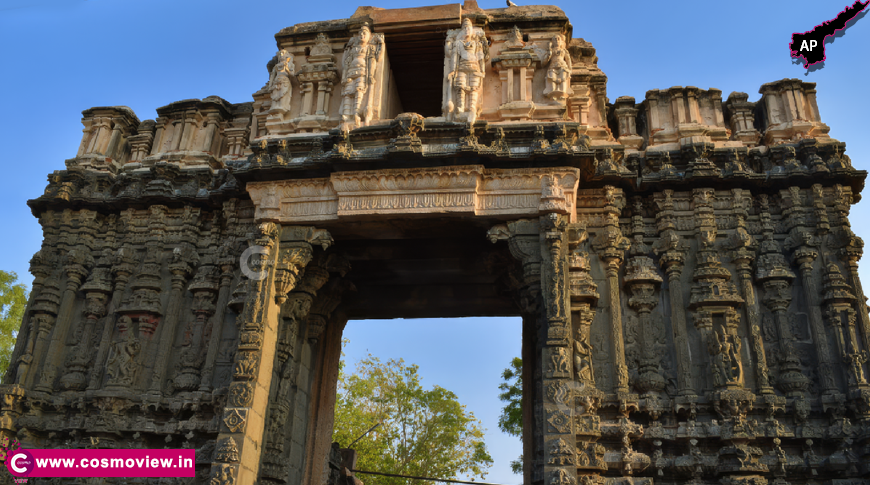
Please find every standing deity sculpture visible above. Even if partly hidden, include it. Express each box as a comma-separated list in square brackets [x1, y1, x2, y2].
[574, 330, 594, 383]
[106, 316, 141, 387]
[444, 18, 489, 124]
[709, 329, 743, 386]
[268, 49, 295, 112]
[339, 23, 384, 130]
[543, 33, 572, 104]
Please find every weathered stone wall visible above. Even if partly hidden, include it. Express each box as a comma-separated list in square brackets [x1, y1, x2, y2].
[2, 2, 870, 485]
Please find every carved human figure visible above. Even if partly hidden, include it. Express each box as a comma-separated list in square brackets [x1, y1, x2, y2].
[574, 331, 594, 383]
[445, 18, 488, 124]
[727, 333, 743, 382]
[340, 23, 384, 129]
[106, 323, 141, 387]
[843, 351, 868, 385]
[710, 331, 729, 386]
[543, 34, 572, 104]
[268, 50, 295, 112]
[710, 329, 742, 386]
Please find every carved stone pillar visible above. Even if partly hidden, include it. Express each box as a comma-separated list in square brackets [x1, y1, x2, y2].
[294, 34, 340, 132]
[208, 223, 326, 485]
[7, 247, 56, 385]
[538, 213, 577, 485]
[782, 186, 839, 395]
[592, 188, 630, 393]
[821, 263, 868, 390]
[60, 260, 112, 391]
[728, 189, 773, 395]
[174, 262, 219, 392]
[489, 218, 551, 483]
[624, 198, 665, 395]
[199, 243, 238, 391]
[653, 190, 693, 395]
[260, 258, 328, 483]
[85, 245, 137, 389]
[794, 245, 839, 394]
[148, 243, 198, 395]
[689, 189, 745, 392]
[34, 246, 94, 392]
[840, 234, 870, 359]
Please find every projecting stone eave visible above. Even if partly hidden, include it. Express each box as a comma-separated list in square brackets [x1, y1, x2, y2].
[274, 2, 571, 44]
[155, 96, 234, 119]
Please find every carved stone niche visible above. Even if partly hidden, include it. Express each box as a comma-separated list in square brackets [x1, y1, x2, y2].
[642, 87, 733, 151]
[613, 96, 643, 151]
[294, 33, 341, 132]
[142, 96, 235, 169]
[69, 106, 140, 173]
[222, 103, 254, 162]
[757, 78, 831, 145]
[723, 92, 760, 146]
[490, 25, 542, 120]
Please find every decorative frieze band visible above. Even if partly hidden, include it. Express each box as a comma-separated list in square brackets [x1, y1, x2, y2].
[247, 165, 580, 222]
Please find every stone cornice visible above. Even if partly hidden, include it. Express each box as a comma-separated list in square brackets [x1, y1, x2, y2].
[247, 165, 581, 222]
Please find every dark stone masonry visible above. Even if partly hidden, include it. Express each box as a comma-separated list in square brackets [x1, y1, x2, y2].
[2, 2, 869, 484]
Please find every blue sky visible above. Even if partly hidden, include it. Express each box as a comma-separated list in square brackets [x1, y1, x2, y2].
[1, 1, 869, 483]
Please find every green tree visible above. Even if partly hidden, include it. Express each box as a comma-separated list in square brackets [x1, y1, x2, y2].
[497, 357, 523, 475]
[333, 354, 493, 484]
[0, 271, 28, 377]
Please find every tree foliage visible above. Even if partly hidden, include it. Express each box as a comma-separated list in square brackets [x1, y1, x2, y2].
[497, 357, 523, 475]
[333, 354, 493, 484]
[0, 271, 27, 378]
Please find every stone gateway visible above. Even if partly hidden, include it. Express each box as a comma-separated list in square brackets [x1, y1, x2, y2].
[2, 2, 870, 485]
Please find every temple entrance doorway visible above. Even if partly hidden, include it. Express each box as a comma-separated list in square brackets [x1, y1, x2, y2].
[338, 317, 524, 484]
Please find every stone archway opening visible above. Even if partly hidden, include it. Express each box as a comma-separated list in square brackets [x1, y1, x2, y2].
[336, 316, 524, 483]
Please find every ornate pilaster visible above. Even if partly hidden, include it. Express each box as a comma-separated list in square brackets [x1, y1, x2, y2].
[728, 189, 772, 394]
[755, 194, 805, 396]
[539, 213, 577, 485]
[652, 190, 693, 396]
[488, 218, 544, 484]
[821, 263, 868, 390]
[592, 186, 630, 393]
[8, 245, 57, 385]
[148, 241, 199, 395]
[624, 198, 665, 395]
[200, 238, 243, 391]
[34, 245, 95, 392]
[261, 251, 346, 484]
[782, 186, 839, 395]
[832, 184, 870, 366]
[173, 259, 220, 392]
[689, 189, 745, 392]
[207, 223, 327, 485]
[762, 279, 808, 396]
[60, 253, 113, 391]
[81, 245, 135, 390]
